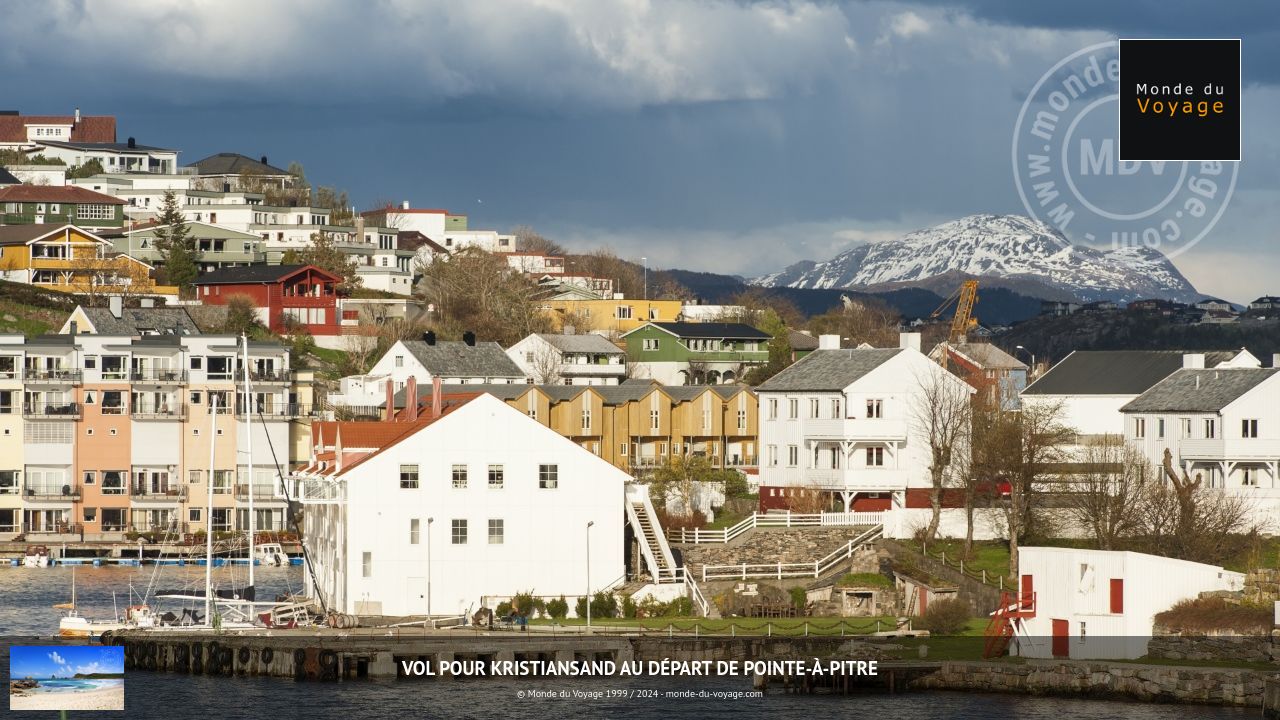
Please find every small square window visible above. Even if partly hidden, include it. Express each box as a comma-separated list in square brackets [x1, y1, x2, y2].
[487, 464, 504, 489]
[451, 464, 467, 489]
[451, 519, 468, 544]
[399, 464, 419, 489]
[539, 464, 558, 489]
[488, 518, 504, 545]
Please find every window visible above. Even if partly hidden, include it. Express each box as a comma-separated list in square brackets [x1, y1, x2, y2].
[102, 471, 126, 495]
[768, 445, 777, 467]
[831, 398, 842, 418]
[190, 356, 203, 370]
[1242, 467, 1257, 486]
[189, 508, 201, 522]
[77, 203, 113, 220]
[788, 399, 798, 419]
[82, 471, 96, 485]
[84, 356, 97, 369]
[620, 443, 628, 456]
[1133, 417, 1146, 439]
[451, 464, 467, 489]
[809, 398, 819, 418]
[539, 464, 558, 489]
[362, 552, 372, 578]
[487, 464, 504, 489]
[212, 470, 233, 494]
[451, 519, 468, 544]
[767, 398, 777, 419]
[866, 447, 885, 467]
[1156, 418, 1165, 440]
[409, 518, 420, 545]
[659, 443, 667, 455]
[83, 507, 97, 523]
[649, 409, 659, 430]
[1204, 419, 1216, 439]
[488, 518, 504, 545]
[702, 409, 711, 430]
[189, 391, 202, 405]
[616, 306, 632, 319]
[787, 445, 798, 467]
[101, 390, 125, 414]
[736, 408, 747, 430]
[1180, 417, 1191, 437]
[866, 399, 883, 418]
[395, 355, 404, 368]
[399, 464, 419, 489]
[642, 338, 658, 351]
[1243, 419, 1259, 438]
[0, 471, 18, 494]
[581, 408, 591, 430]
[188, 470, 202, 484]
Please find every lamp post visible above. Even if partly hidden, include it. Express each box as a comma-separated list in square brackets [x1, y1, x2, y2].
[426, 517, 434, 620]
[585, 520, 594, 632]
[1014, 345, 1036, 378]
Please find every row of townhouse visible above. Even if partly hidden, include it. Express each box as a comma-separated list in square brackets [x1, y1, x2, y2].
[392, 379, 760, 474]
[0, 330, 314, 541]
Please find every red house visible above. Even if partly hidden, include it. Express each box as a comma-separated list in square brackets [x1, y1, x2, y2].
[193, 264, 341, 336]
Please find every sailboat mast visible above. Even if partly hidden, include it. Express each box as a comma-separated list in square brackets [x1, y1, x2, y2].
[242, 334, 255, 590]
[205, 392, 217, 625]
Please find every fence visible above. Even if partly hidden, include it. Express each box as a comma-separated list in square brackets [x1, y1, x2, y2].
[699, 525, 883, 581]
[917, 540, 1013, 590]
[667, 511, 884, 544]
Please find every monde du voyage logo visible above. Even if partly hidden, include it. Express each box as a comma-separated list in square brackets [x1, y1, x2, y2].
[1013, 40, 1240, 259]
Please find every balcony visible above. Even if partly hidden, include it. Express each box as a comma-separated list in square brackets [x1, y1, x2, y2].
[131, 486, 187, 502]
[24, 369, 81, 385]
[801, 467, 910, 490]
[235, 402, 314, 418]
[804, 417, 907, 442]
[235, 484, 282, 501]
[23, 483, 81, 501]
[131, 403, 187, 420]
[250, 369, 294, 384]
[27, 522, 84, 535]
[129, 520, 188, 534]
[1179, 438, 1280, 460]
[725, 455, 758, 468]
[23, 402, 82, 420]
[129, 369, 188, 384]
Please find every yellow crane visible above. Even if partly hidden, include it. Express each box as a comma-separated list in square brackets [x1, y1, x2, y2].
[930, 279, 979, 344]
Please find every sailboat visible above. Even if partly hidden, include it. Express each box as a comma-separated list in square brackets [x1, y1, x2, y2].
[58, 568, 156, 638]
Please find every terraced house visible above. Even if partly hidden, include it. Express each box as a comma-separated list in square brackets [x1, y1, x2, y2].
[0, 332, 313, 541]
[621, 322, 770, 385]
[0, 185, 126, 231]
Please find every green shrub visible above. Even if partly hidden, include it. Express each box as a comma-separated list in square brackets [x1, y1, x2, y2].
[496, 601, 513, 618]
[1155, 597, 1272, 633]
[546, 596, 569, 620]
[590, 591, 618, 619]
[622, 595, 637, 618]
[575, 596, 588, 619]
[665, 596, 694, 617]
[918, 598, 970, 635]
[790, 587, 808, 612]
[511, 591, 543, 618]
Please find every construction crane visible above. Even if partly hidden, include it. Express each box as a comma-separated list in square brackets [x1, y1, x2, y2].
[930, 279, 980, 344]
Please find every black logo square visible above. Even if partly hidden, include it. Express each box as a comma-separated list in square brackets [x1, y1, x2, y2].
[1119, 39, 1240, 161]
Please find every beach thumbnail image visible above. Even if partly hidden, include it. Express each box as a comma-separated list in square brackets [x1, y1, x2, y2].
[10, 645, 125, 712]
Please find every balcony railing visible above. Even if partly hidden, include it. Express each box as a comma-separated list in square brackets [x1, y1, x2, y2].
[249, 369, 294, 383]
[24, 369, 81, 384]
[235, 484, 282, 500]
[129, 369, 188, 383]
[28, 522, 84, 535]
[129, 520, 187, 534]
[131, 403, 187, 420]
[23, 483, 81, 500]
[99, 519, 129, 533]
[23, 402, 82, 419]
[235, 402, 314, 418]
[131, 485, 186, 501]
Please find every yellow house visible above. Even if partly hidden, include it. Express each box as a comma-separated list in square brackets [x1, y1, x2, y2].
[540, 298, 683, 336]
[0, 224, 177, 298]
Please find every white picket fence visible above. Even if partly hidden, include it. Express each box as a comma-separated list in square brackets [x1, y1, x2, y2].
[698, 525, 883, 581]
[666, 511, 884, 544]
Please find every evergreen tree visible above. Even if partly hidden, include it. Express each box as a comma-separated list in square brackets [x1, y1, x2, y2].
[152, 190, 198, 296]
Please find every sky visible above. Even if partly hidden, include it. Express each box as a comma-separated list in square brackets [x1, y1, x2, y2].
[2, 1, 1276, 302]
[10, 645, 123, 678]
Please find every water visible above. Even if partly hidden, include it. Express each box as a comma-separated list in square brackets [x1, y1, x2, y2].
[0, 567, 1253, 719]
[23, 677, 123, 693]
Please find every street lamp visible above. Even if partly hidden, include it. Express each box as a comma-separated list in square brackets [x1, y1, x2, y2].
[585, 520, 595, 632]
[1014, 345, 1036, 378]
[426, 517, 434, 620]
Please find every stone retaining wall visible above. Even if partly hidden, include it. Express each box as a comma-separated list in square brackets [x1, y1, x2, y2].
[913, 660, 1273, 706]
[1148, 627, 1280, 664]
[679, 528, 877, 578]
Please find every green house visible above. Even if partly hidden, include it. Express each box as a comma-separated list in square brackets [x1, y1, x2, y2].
[116, 221, 266, 272]
[621, 321, 770, 385]
[0, 185, 126, 230]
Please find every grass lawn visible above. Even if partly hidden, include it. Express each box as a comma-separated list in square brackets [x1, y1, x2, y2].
[528, 616, 991, 639]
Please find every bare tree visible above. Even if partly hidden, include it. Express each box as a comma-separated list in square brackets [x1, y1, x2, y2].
[806, 298, 901, 347]
[1140, 449, 1260, 563]
[526, 341, 563, 385]
[912, 369, 972, 541]
[513, 225, 566, 256]
[1003, 400, 1075, 576]
[1065, 435, 1152, 550]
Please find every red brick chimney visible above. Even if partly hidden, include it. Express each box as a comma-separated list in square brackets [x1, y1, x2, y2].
[405, 376, 419, 422]
[432, 376, 442, 419]
[384, 380, 394, 422]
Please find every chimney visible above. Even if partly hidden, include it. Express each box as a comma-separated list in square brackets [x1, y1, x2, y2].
[260, 155, 268, 165]
[422, 330, 436, 346]
[69, 321, 77, 335]
[1183, 353, 1206, 369]
[463, 331, 476, 347]
[109, 295, 123, 319]
[140, 298, 154, 308]
[74, 107, 80, 123]
[818, 334, 840, 350]
[127, 137, 136, 149]
[431, 376, 442, 419]
[354, 215, 365, 241]
[405, 376, 418, 422]
[899, 332, 922, 352]
[1273, 353, 1280, 369]
[384, 380, 395, 422]
[563, 325, 576, 336]
[401, 200, 410, 210]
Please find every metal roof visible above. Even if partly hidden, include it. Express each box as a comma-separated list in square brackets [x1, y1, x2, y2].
[1121, 368, 1278, 413]
[755, 348, 902, 392]
[1022, 350, 1232, 396]
[401, 341, 526, 379]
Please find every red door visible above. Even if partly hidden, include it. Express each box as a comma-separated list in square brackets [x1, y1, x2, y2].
[1020, 574, 1034, 609]
[917, 587, 928, 615]
[1109, 579, 1124, 614]
[1051, 619, 1069, 658]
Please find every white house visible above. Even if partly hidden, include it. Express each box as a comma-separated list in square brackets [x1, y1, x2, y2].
[1121, 359, 1280, 520]
[34, 139, 179, 174]
[296, 393, 627, 617]
[1011, 546, 1243, 659]
[505, 333, 626, 385]
[327, 336, 528, 410]
[755, 333, 973, 515]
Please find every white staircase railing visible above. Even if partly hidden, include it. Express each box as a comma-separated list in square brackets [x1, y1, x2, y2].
[668, 511, 884, 544]
[625, 484, 680, 584]
[698, 525, 883, 581]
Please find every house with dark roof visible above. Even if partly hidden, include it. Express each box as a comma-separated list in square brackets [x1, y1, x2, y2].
[187, 153, 294, 189]
[32, 138, 179, 174]
[755, 332, 973, 515]
[0, 109, 116, 151]
[786, 329, 820, 361]
[0, 185, 126, 230]
[620, 321, 771, 385]
[60, 300, 200, 336]
[1121, 366, 1280, 503]
[193, 264, 341, 336]
[0, 167, 19, 186]
[506, 332, 626, 385]
[1020, 350, 1258, 436]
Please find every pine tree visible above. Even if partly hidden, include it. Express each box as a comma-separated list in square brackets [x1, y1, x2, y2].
[152, 190, 198, 296]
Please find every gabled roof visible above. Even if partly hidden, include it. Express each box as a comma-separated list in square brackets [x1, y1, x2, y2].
[400, 340, 526, 379]
[787, 330, 819, 351]
[0, 168, 19, 185]
[1022, 350, 1230, 396]
[396, 230, 446, 254]
[310, 397, 477, 477]
[189, 153, 290, 177]
[74, 305, 200, 336]
[1121, 368, 1278, 413]
[0, 224, 110, 246]
[756, 348, 903, 392]
[534, 333, 623, 354]
[0, 114, 116, 144]
[939, 342, 1026, 370]
[627, 322, 771, 340]
[192, 264, 338, 285]
[0, 184, 125, 205]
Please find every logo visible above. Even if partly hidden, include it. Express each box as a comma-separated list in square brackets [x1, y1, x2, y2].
[1012, 41, 1237, 258]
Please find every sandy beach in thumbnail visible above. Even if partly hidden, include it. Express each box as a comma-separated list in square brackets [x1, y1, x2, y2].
[10, 683, 125, 711]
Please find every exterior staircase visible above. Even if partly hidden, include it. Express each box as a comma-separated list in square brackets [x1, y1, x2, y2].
[624, 484, 679, 583]
[983, 590, 1036, 658]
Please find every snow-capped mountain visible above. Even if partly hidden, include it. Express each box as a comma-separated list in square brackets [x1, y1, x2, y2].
[750, 214, 1201, 304]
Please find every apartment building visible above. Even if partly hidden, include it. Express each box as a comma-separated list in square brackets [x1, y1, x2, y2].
[754, 333, 973, 513]
[540, 298, 682, 336]
[0, 333, 305, 541]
